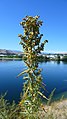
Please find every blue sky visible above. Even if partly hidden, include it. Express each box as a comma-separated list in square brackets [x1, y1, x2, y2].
[0, 0, 67, 52]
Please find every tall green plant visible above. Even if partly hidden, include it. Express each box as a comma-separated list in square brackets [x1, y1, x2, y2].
[18, 15, 48, 118]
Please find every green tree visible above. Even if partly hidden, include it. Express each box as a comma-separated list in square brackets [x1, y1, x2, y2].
[57, 55, 60, 61]
[18, 15, 48, 118]
[63, 55, 67, 61]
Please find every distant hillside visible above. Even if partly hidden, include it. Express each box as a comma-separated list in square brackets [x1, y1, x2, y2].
[0, 49, 67, 56]
[0, 49, 22, 55]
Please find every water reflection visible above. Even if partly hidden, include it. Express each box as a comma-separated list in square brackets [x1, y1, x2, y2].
[62, 61, 67, 64]
[56, 61, 60, 64]
[0, 59, 22, 61]
[0, 60, 67, 102]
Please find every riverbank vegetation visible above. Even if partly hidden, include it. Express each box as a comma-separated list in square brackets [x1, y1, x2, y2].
[0, 55, 22, 59]
[0, 93, 67, 119]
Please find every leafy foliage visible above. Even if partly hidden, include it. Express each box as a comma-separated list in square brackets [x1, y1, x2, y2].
[0, 93, 20, 119]
[18, 15, 48, 118]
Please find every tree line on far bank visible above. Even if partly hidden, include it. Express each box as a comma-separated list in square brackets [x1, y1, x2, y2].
[0, 54, 67, 61]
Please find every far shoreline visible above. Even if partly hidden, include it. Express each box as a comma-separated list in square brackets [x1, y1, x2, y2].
[0, 58, 22, 60]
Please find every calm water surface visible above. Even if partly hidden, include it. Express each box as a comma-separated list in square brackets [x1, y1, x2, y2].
[0, 60, 67, 102]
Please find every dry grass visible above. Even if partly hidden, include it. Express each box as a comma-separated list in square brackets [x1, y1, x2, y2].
[38, 99, 67, 119]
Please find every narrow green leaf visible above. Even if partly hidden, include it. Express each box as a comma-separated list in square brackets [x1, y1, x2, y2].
[17, 69, 29, 77]
[38, 91, 49, 100]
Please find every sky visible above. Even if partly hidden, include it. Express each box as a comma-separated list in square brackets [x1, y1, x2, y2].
[0, 0, 67, 53]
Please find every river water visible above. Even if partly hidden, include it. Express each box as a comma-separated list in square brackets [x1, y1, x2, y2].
[0, 60, 67, 102]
